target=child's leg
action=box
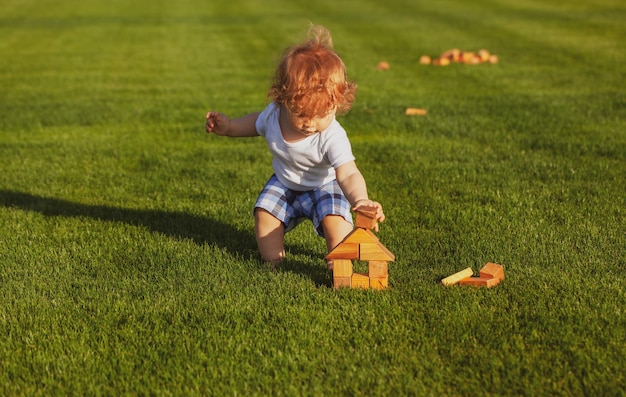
[310,180,354,270]
[321,214,354,253]
[321,214,354,270]
[254,208,285,264]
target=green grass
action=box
[1,0,625,395]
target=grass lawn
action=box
[1,0,624,395]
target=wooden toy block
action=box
[355,206,378,230]
[368,261,388,278]
[376,61,390,70]
[405,107,427,116]
[342,228,379,244]
[459,276,501,288]
[441,267,473,286]
[333,259,353,277]
[333,276,352,289]
[326,243,359,260]
[460,51,476,63]
[433,57,450,66]
[352,272,370,289]
[478,49,490,62]
[370,276,388,290]
[479,262,505,280]
[359,243,395,261]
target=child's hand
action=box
[353,200,385,231]
[205,112,231,136]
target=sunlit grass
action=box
[0,0,624,395]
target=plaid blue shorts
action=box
[254,174,353,237]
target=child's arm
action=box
[206,111,261,137]
[335,161,385,228]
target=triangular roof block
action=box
[342,228,379,244]
[359,242,395,261]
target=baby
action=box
[205,25,385,266]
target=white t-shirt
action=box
[255,102,356,191]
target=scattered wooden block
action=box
[377,61,390,70]
[459,276,501,288]
[479,262,504,280]
[405,107,427,116]
[333,259,353,277]
[441,267,473,286]
[368,261,388,279]
[426,48,498,66]
[460,51,476,63]
[478,49,490,62]
[370,276,388,290]
[352,273,370,289]
[355,206,378,230]
[440,48,460,62]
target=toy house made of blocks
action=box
[326,206,395,290]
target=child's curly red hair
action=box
[268,26,357,119]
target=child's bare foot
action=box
[264,258,283,269]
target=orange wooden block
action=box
[326,243,359,260]
[355,206,378,230]
[479,262,504,280]
[333,276,352,289]
[352,273,370,289]
[333,259,353,277]
[359,243,395,261]
[459,276,501,288]
[368,261,388,278]
[478,49,490,62]
[460,51,476,63]
[370,276,388,290]
[440,48,460,61]
[405,107,427,116]
[441,267,473,286]
[377,61,390,70]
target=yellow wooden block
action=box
[359,243,395,261]
[326,243,359,260]
[368,261,388,278]
[441,267,473,286]
[405,107,427,116]
[333,259,353,277]
[370,276,388,290]
[479,262,505,280]
[333,276,351,289]
[352,272,370,289]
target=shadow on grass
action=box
[0,189,329,286]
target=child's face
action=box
[285,107,336,136]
